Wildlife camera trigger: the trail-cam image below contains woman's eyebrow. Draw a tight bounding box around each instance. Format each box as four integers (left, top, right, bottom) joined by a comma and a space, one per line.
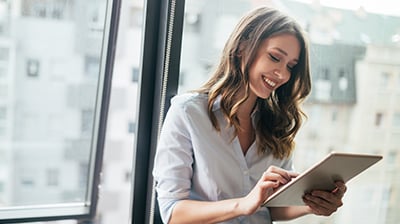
272, 47, 298, 62
272, 47, 288, 56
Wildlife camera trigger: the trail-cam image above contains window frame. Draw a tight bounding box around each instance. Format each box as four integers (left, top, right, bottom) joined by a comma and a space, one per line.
130, 0, 185, 223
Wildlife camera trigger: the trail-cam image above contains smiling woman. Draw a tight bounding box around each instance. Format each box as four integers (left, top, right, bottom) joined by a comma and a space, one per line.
151, 6, 345, 224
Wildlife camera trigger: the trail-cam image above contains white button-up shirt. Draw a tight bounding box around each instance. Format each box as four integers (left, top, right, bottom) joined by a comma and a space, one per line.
153, 93, 293, 224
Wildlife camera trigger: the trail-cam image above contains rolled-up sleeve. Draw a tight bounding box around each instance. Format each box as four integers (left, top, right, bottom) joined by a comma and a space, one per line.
153, 97, 194, 223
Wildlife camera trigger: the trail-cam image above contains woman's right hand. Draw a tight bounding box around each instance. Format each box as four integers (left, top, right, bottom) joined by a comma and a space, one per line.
238, 166, 298, 215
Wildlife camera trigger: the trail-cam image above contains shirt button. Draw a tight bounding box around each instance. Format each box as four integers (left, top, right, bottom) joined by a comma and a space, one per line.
243, 170, 249, 175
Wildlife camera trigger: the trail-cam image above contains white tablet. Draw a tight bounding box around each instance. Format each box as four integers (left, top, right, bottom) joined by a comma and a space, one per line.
263, 152, 382, 207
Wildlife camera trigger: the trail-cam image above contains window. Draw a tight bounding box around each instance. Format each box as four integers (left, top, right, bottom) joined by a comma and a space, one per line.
81, 109, 94, 136
387, 151, 397, 166
0, 0, 117, 222
331, 108, 338, 122
380, 72, 391, 89
128, 121, 136, 133
132, 67, 139, 82
0, 106, 6, 119
393, 113, 400, 128
0, 46, 8, 78
0, 47, 8, 61
315, 67, 332, 101
338, 68, 348, 91
375, 112, 384, 127
0, 84, 7, 97
46, 168, 60, 187
26, 59, 40, 77
84, 56, 100, 78
21, 0, 70, 20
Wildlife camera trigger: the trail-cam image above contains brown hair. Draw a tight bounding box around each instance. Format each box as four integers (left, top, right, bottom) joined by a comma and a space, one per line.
196, 7, 311, 159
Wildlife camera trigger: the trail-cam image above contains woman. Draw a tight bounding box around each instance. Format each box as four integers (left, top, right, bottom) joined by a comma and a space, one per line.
153, 6, 346, 224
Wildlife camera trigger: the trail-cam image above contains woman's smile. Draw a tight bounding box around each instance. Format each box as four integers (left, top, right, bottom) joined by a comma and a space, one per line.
263, 75, 277, 89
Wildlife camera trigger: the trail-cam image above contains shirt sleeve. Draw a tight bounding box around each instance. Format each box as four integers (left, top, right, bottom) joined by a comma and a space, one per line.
152, 96, 194, 224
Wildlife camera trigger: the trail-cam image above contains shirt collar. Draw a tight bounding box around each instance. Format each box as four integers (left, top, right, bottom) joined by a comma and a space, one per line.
212, 95, 222, 112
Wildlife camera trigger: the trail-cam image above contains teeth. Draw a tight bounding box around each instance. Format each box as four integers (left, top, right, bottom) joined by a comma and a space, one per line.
263, 77, 276, 87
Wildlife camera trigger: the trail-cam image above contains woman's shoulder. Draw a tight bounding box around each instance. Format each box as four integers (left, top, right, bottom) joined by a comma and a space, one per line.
170, 92, 208, 110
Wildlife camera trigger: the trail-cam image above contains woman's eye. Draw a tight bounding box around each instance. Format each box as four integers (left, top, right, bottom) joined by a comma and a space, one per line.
287, 65, 294, 72
269, 54, 280, 62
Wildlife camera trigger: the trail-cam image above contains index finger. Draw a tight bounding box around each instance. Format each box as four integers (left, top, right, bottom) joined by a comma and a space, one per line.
267, 166, 298, 181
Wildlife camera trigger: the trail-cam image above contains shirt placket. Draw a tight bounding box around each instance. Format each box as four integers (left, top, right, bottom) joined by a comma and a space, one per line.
231, 138, 252, 224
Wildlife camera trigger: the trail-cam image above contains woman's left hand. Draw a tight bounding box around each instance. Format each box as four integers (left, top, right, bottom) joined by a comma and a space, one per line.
302, 181, 347, 216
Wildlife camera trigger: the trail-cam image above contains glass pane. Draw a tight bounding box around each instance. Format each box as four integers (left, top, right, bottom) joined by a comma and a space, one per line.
179, 0, 400, 223
95, 0, 144, 223
0, 0, 110, 220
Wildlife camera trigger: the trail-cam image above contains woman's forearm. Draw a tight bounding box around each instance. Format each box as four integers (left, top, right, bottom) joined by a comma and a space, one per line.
169, 198, 246, 224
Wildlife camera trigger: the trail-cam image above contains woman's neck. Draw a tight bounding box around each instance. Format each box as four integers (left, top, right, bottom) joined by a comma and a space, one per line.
236, 90, 257, 121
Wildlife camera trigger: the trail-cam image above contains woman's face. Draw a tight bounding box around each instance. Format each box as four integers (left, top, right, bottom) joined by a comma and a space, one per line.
247, 34, 300, 99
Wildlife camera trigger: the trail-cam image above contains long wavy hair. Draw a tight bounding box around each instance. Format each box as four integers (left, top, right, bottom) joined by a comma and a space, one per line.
196, 7, 312, 159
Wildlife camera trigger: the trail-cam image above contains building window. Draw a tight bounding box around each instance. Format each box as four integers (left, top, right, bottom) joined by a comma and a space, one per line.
315, 67, 332, 101
0, 84, 7, 98
0, 47, 9, 61
46, 168, 59, 186
0, 106, 6, 120
387, 151, 397, 166
21, 179, 35, 187
0, 124, 5, 138
21, 0, 67, 19
321, 67, 330, 80
81, 109, 94, 136
393, 112, 400, 128
331, 109, 338, 123
0, 67, 7, 79
375, 112, 384, 127
380, 72, 391, 89
397, 73, 400, 90
84, 55, 100, 78
128, 121, 136, 133
132, 67, 139, 82
78, 163, 89, 188
26, 59, 40, 77
338, 68, 348, 91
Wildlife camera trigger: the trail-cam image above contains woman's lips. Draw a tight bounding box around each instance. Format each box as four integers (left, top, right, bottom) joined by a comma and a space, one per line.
263, 76, 277, 89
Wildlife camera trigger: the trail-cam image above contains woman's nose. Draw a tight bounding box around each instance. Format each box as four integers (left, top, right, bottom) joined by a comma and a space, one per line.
273, 70, 283, 79
273, 69, 289, 80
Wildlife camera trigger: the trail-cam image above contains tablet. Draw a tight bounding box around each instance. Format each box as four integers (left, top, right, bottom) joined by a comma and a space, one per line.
263, 152, 382, 207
